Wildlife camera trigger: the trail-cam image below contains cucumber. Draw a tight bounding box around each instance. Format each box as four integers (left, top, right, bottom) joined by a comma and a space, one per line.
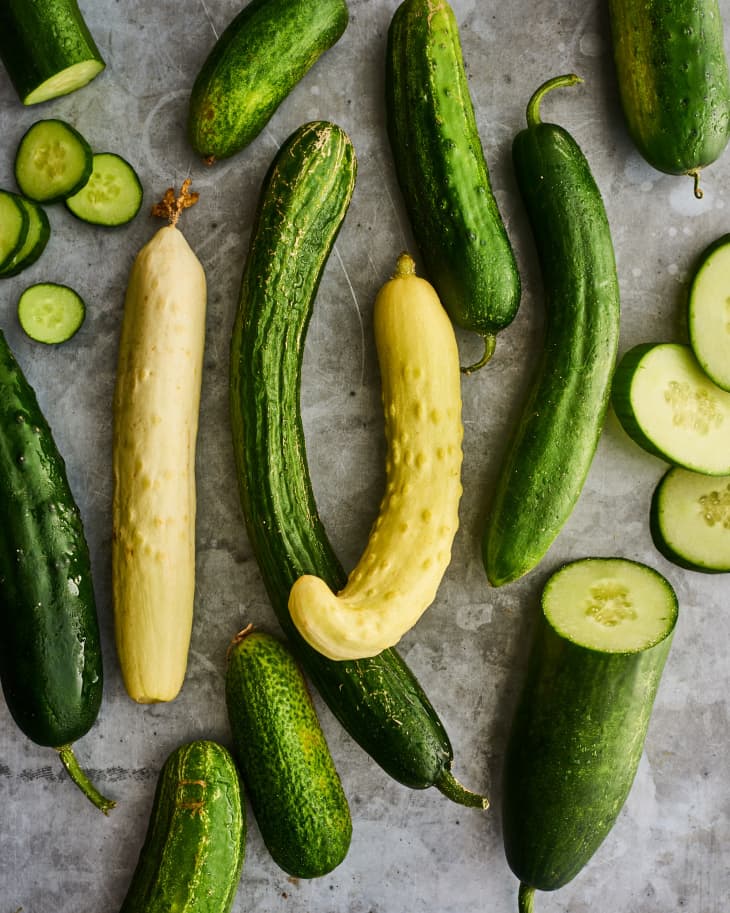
17, 282, 86, 344
502, 557, 678, 912
0, 190, 30, 271
0, 196, 50, 278
0, 0, 105, 105
230, 120, 485, 807
15, 119, 93, 204
119, 740, 246, 913
226, 627, 351, 877
0, 329, 112, 813
612, 342, 730, 475
608, 0, 730, 198
687, 233, 730, 390
651, 466, 730, 573
385, 0, 520, 372
65, 152, 143, 226
188, 0, 349, 163
482, 75, 620, 587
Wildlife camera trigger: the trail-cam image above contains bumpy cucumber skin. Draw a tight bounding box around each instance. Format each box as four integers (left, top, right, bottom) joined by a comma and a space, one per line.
0, 329, 102, 747
502, 574, 677, 893
226, 629, 351, 878
188, 0, 349, 161
483, 87, 620, 587
609, 0, 730, 178
119, 740, 246, 913
385, 0, 520, 345
229, 121, 455, 794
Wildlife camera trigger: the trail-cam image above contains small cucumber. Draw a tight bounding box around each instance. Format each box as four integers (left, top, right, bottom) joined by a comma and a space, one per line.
226, 627, 351, 878
15, 119, 93, 204
119, 740, 246, 913
612, 342, 730, 475
688, 233, 730, 390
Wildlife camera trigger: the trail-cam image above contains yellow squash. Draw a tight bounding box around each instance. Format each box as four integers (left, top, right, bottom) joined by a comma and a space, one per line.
112, 182, 206, 703
289, 252, 463, 660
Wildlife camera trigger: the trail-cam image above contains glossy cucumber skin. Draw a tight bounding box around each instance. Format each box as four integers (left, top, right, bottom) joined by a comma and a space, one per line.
229, 121, 455, 792
483, 102, 620, 587
226, 629, 351, 878
609, 0, 730, 177
188, 0, 349, 161
119, 740, 246, 913
385, 0, 520, 341
502, 608, 676, 892
0, 329, 102, 747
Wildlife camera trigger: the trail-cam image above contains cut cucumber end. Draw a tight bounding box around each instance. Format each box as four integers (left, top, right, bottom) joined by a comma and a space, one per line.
65, 152, 143, 226
688, 234, 730, 391
17, 283, 86, 345
542, 557, 678, 654
14, 119, 93, 203
23, 59, 105, 106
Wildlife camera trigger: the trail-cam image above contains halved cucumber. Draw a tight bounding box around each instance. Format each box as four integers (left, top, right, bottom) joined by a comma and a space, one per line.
688, 234, 730, 391
14, 119, 93, 204
0, 196, 50, 278
17, 283, 86, 344
0, 190, 29, 270
65, 152, 143, 226
651, 466, 730, 573
612, 342, 730, 475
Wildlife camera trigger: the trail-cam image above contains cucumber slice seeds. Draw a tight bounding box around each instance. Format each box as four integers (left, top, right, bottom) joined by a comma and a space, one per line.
17, 283, 86, 345
65, 152, 143, 226
14, 119, 93, 203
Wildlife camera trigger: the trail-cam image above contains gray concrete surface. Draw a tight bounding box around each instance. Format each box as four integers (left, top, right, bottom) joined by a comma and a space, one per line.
1, 1, 729, 911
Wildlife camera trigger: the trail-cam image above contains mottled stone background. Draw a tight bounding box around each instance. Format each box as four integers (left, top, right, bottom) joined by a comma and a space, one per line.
0, 1, 728, 911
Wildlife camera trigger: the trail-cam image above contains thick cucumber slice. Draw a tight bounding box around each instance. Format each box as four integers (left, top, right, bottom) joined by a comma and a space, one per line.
17, 283, 86, 344
612, 342, 730, 475
0, 197, 50, 278
65, 152, 143, 226
688, 234, 730, 391
14, 119, 93, 204
651, 466, 730, 573
0, 190, 30, 270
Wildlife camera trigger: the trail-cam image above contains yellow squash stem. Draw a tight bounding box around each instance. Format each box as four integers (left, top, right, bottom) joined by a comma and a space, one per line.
57, 745, 115, 815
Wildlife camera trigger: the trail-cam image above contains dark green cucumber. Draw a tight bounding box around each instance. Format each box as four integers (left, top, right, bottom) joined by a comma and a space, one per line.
119, 740, 246, 913
226, 627, 351, 877
385, 0, 520, 371
0, 0, 105, 105
0, 329, 112, 813
229, 120, 485, 807
483, 75, 620, 587
188, 0, 349, 162
502, 558, 678, 912
609, 0, 730, 198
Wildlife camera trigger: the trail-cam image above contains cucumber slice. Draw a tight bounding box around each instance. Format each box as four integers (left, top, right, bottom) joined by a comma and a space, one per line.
0, 190, 30, 270
612, 342, 730, 475
14, 119, 93, 204
651, 466, 730, 573
0, 197, 50, 278
65, 152, 143, 226
688, 234, 730, 391
17, 283, 86, 344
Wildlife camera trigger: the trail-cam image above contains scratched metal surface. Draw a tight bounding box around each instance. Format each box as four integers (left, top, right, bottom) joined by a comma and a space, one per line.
0, 1, 728, 911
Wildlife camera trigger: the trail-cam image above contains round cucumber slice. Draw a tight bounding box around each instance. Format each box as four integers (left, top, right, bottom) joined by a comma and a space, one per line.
0, 189, 30, 270
65, 152, 143, 226
651, 466, 730, 573
0, 197, 50, 278
688, 233, 730, 391
17, 283, 86, 345
14, 119, 93, 203
612, 342, 730, 475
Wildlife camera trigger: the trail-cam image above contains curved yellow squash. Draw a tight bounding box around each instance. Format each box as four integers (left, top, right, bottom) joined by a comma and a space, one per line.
289, 253, 463, 660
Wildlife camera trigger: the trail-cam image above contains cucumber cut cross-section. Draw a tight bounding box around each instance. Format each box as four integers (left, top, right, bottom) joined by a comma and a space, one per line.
65, 152, 142, 226
14, 119, 93, 203
0, 190, 29, 270
17, 283, 86, 344
688, 234, 730, 391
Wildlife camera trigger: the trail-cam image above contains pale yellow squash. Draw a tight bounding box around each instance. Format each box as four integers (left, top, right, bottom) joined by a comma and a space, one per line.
289, 252, 463, 660
112, 182, 206, 703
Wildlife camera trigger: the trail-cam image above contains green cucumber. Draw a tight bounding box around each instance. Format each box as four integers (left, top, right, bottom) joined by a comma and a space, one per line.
688, 233, 730, 390
0, 0, 105, 105
482, 75, 620, 587
119, 740, 246, 913
226, 627, 351, 877
65, 152, 143, 226
0, 196, 50, 278
612, 342, 730, 475
0, 190, 30, 271
651, 466, 730, 573
608, 0, 730, 198
502, 557, 678, 912
0, 329, 112, 813
188, 0, 349, 163
17, 283, 86, 344
229, 120, 485, 807
385, 0, 520, 372
15, 119, 93, 204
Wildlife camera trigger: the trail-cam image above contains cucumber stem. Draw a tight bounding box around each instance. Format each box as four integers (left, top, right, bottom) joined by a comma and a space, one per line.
518, 883, 536, 913
462, 333, 497, 375
435, 767, 489, 809
688, 168, 704, 200
57, 745, 116, 815
525, 74, 583, 129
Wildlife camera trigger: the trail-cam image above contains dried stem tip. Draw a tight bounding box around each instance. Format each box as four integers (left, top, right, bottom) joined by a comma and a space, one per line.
151, 178, 200, 227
